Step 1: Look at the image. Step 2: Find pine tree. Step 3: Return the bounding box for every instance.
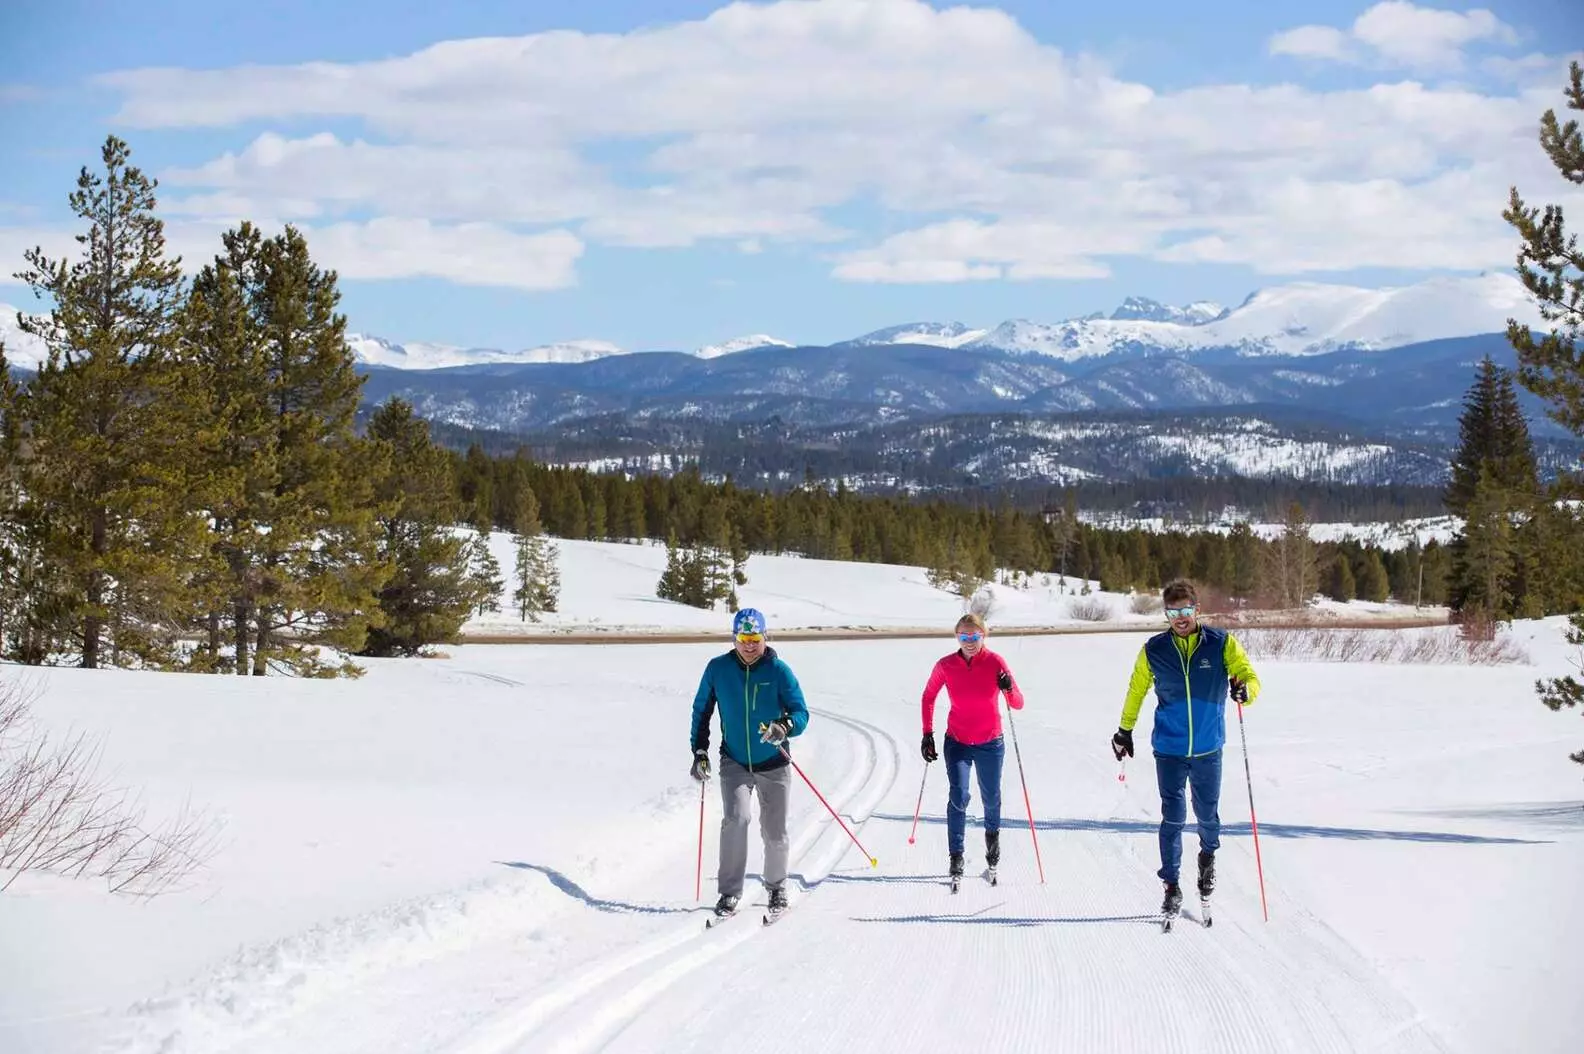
[1355,549,1390,603]
[198,222,388,675]
[512,488,560,621]
[1505,60,1584,442]
[466,534,504,616]
[1455,466,1517,620]
[1324,552,1356,602]
[1505,62,1584,762]
[1445,357,1537,516]
[12,135,209,668]
[360,399,488,656]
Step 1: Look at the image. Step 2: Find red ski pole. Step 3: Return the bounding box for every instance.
[908,763,929,845]
[1005,705,1045,884]
[1235,696,1269,922]
[766,735,878,867]
[695,776,707,901]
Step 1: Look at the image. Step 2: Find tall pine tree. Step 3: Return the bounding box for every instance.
[189,222,388,675]
[1504,60,1584,762]
[12,135,207,668]
[1445,356,1537,517]
[360,398,489,656]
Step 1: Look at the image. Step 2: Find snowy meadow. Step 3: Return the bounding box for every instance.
[1,541,1580,1054]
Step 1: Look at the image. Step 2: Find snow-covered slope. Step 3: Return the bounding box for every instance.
[0,303,48,369]
[965,273,1542,361]
[846,321,989,348]
[348,334,624,370]
[694,334,794,359]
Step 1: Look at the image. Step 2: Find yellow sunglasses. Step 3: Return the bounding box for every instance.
[735,632,764,643]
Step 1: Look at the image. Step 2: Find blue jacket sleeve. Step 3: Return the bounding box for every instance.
[777,659,810,737]
[690,661,717,753]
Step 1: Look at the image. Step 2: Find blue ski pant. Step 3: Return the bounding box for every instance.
[1154,749,1222,884]
[944,734,1005,855]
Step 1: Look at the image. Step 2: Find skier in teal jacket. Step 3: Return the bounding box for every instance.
[690,608,809,919]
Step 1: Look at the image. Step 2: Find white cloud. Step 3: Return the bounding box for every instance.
[1269,2,1518,71]
[1352,2,1516,68]
[0,218,584,292]
[11,0,1565,288]
[1268,25,1354,62]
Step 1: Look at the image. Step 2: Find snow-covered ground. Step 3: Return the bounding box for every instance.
[462,535,1441,639]
[2,552,1580,1053]
[466,534,1132,636]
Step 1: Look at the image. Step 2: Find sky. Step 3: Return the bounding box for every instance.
[1,0,1582,352]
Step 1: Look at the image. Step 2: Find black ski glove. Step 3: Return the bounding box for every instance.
[921,732,938,763]
[1111,727,1134,760]
[1229,677,1249,705]
[997,669,1013,692]
[690,750,711,782]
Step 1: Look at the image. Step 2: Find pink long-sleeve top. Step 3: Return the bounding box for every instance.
[921,648,1025,746]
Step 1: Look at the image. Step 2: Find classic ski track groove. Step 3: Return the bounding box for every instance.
[443,705,900,1054]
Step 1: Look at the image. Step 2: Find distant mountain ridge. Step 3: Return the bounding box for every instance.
[2,271,1542,373]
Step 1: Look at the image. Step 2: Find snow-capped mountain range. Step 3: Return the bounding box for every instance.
[0,272,1541,374]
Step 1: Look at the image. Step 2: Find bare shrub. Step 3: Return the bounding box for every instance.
[1453,608,1499,643]
[1068,596,1114,622]
[1129,593,1159,615]
[1238,626,1529,666]
[0,677,218,897]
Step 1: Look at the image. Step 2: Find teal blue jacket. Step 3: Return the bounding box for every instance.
[690,647,810,771]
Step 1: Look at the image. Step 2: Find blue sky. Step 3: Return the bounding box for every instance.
[2,0,1580,351]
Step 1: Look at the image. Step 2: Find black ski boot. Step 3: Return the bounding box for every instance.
[1161,881,1183,931]
[1197,851,1216,898]
[985,830,1000,868]
[949,851,965,892]
[764,885,788,924]
[713,893,739,918]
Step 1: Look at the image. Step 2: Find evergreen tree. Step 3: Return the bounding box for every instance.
[360,399,488,656]
[512,488,560,621]
[1505,60,1584,442]
[1505,62,1584,762]
[1455,467,1517,621]
[466,533,504,616]
[187,222,388,675]
[1445,357,1537,517]
[12,135,207,668]
[1324,552,1356,602]
[1355,549,1390,603]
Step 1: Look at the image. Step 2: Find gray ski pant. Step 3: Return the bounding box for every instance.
[717,753,792,897]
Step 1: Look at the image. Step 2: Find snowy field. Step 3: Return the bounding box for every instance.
[1,586,1580,1052]
[461,536,1444,638]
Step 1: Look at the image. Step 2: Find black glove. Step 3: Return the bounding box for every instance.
[921,733,938,763]
[1111,727,1134,760]
[1229,677,1248,705]
[997,669,1013,693]
[690,750,710,782]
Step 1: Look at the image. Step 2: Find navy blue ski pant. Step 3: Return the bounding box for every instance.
[1154,749,1222,885]
[944,734,1005,855]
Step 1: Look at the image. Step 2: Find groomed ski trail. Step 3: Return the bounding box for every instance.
[439,706,900,1054]
[103,705,898,1054]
